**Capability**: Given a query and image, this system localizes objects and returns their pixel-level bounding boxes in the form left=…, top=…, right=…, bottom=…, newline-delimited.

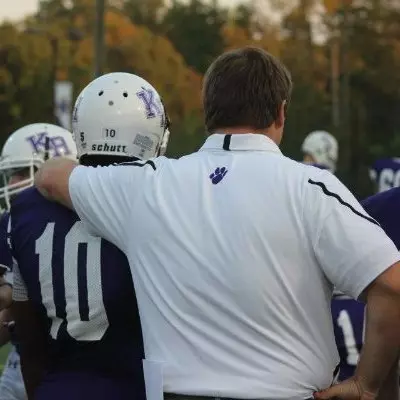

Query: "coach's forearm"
left=377, top=357, right=399, bottom=400
left=355, top=288, right=400, bottom=394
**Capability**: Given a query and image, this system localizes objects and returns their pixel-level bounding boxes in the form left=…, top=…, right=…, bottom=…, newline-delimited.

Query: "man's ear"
left=275, top=100, right=286, bottom=129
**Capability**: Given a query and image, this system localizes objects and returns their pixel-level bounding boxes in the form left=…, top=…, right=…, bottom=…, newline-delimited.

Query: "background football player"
left=301, top=130, right=338, bottom=173
left=10, top=72, right=169, bottom=400
left=369, top=157, right=400, bottom=193
left=0, top=122, right=76, bottom=400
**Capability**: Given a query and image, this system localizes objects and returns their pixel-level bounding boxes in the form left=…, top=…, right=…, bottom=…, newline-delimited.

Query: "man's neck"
left=215, top=127, right=268, bottom=135
left=213, top=127, right=280, bottom=144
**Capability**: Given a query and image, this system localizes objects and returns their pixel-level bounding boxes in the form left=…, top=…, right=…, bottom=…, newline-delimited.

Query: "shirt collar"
left=199, top=134, right=282, bottom=154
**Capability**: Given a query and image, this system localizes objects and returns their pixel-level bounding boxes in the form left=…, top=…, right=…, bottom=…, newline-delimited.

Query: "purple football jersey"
left=10, top=187, right=145, bottom=400
left=331, top=293, right=365, bottom=381
left=362, top=186, right=400, bottom=249
left=370, top=158, right=400, bottom=192
left=34, top=371, right=141, bottom=400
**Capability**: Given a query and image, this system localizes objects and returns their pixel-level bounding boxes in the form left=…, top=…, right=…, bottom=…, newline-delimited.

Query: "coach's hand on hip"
left=314, top=377, right=377, bottom=399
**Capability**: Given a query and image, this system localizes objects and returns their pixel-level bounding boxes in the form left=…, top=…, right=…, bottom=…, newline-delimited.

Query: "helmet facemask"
left=0, top=157, right=40, bottom=211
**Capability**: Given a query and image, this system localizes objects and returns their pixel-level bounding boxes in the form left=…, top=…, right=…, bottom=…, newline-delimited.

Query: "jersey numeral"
left=337, top=310, right=361, bottom=366
left=36, top=221, right=109, bottom=341
left=379, top=168, right=400, bottom=192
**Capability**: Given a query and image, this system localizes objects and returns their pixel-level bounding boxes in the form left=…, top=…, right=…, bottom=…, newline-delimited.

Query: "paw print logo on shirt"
left=209, top=167, right=228, bottom=185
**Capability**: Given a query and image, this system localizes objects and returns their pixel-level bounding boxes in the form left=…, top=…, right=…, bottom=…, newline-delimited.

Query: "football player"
left=301, top=130, right=338, bottom=172
left=0, top=123, right=76, bottom=400
left=302, top=130, right=365, bottom=383
left=10, top=72, right=169, bottom=400
left=369, top=158, right=400, bottom=193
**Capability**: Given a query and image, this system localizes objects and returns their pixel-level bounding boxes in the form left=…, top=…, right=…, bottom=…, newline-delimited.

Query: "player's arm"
left=0, top=308, right=11, bottom=347
left=36, top=158, right=153, bottom=250
left=0, top=274, right=12, bottom=311
left=12, top=264, right=49, bottom=400
left=304, top=171, right=400, bottom=399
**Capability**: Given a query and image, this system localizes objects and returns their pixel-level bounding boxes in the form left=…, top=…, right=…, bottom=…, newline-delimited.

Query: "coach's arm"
left=376, top=359, right=399, bottom=400
left=34, top=158, right=78, bottom=209
left=35, top=157, right=149, bottom=251
left=304, top=170, right=400, bottom=400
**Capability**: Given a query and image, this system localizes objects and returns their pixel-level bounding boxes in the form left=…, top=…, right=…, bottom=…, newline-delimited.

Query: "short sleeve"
left=12, top=263, right=28, bottom=302
left=304, top=170, right=400, bottom=299
left=361, top=188, right=400, bottom=249
left=69, top=161, right=154, bottom=250
left=0, top=213, right=12, bottom=271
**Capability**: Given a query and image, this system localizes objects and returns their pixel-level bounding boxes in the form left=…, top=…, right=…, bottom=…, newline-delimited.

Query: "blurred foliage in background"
left=1, top=0, right=400, bottom=197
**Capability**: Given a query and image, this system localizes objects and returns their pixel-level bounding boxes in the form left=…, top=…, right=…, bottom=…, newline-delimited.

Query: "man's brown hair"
left=203, top=47, right=292, bottom=133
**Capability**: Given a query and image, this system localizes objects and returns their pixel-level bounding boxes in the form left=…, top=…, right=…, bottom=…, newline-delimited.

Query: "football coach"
left=35, top=47, right=400, bottom=400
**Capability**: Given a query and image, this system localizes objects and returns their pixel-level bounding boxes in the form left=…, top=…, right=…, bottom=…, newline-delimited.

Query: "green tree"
left=123, top=0, right=165, bottom=32
left=161, top=0, right=227, bottom=74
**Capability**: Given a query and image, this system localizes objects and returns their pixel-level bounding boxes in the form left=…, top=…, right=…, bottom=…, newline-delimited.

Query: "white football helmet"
left=0, top=123, right=77, bottom=210
left=301, top=130, right=338, bottom=172
left=72, top=72, right=170, bottom=161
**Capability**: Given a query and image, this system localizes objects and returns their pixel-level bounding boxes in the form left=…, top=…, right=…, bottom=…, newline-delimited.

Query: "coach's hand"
left=313, top=378, right=377, bottom=400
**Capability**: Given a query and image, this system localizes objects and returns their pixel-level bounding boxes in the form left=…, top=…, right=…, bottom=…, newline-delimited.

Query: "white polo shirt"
left=69, top=133, right=400, bottom=399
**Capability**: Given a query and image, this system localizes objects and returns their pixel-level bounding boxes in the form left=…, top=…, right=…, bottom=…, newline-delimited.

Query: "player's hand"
left=313, top=377, right=377, bottom=400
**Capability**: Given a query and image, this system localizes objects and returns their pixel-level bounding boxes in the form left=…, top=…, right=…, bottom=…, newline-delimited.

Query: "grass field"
left=0, top=344, right=11, bottom=374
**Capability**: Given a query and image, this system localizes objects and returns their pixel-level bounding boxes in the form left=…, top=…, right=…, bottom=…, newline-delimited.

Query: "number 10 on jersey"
left=36, top=221, right=109, bottom=341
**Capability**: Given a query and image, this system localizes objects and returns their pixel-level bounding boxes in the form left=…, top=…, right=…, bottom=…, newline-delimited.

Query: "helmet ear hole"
left=123, top=92, right=128, bottom=98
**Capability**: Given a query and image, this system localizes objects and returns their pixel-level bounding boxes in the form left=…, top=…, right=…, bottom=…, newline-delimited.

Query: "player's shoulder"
left=362, top=186, right=400, bottom=211
left=361, top=187, right=400, bottom=248
left=11, top=186, right=77, bottom=225
left=12, top=187, right=45, bottom=209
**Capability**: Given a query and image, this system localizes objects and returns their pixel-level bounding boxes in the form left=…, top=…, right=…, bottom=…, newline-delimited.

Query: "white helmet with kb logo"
left=0, top=123, right=77, bottom=210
